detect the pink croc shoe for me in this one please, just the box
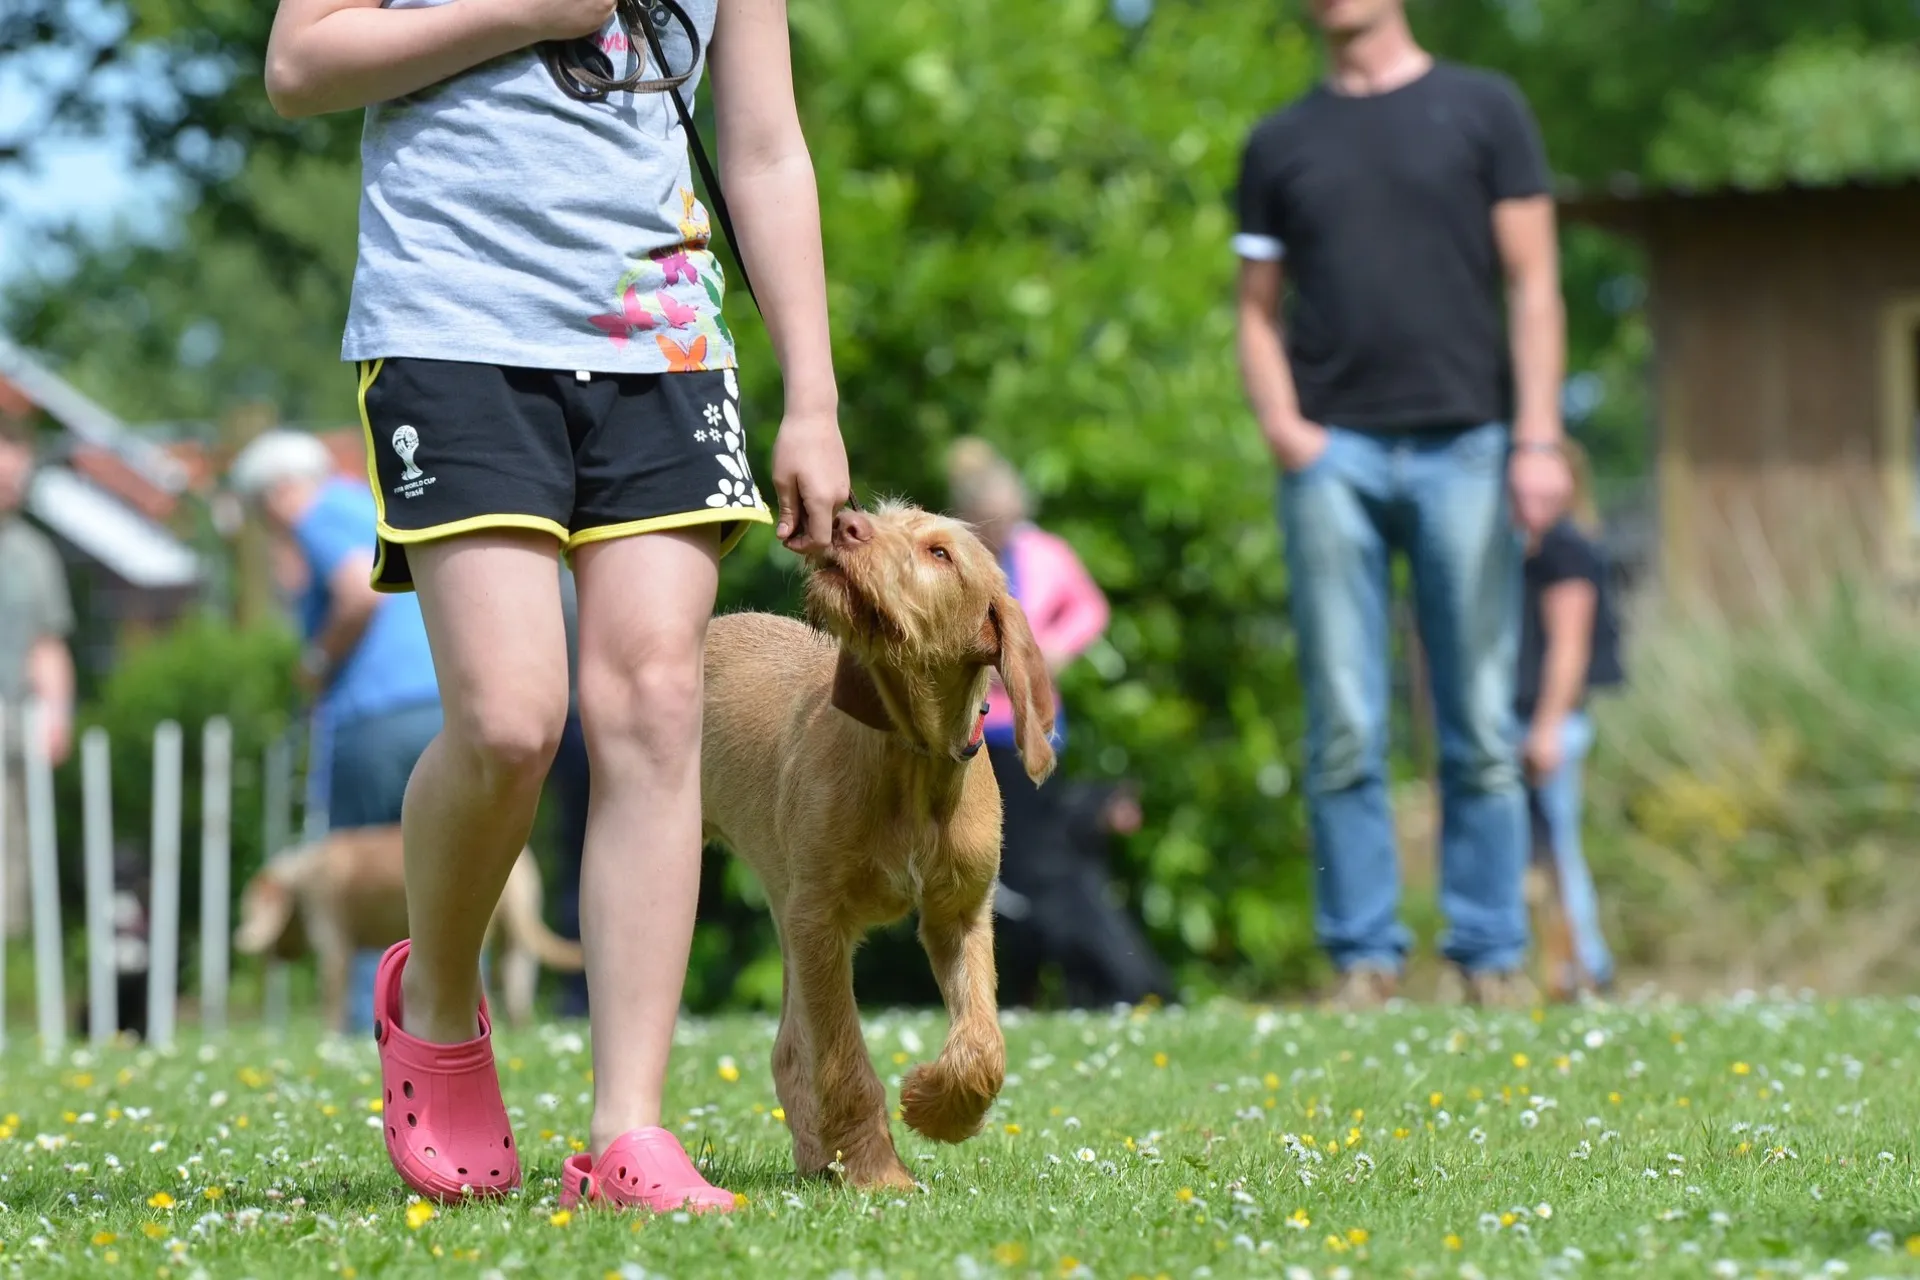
[373,939,521,1202]
[559,1127,736,1215]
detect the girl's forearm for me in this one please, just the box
[722,151,839,416]
[266,0,539,118]
[1531,636,1589,730]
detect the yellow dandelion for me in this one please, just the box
[1737,1142,1753,1154]
[1907,1236,1920,1257]
[1302,1133,1316,1147]
[406,1201,435,1230]
[1057,1255,1081,1276]
[92,1231,117,1246]
[1554,1055,1571,1072]
[718,1057,741,1083]
[63,1110,78,1124]
[1351,1108,1364,1121]
[507,1057,524,1072]
[368,1098,384,1114]
[1444,1234,1463,1251]
[1512,1053,1530,1070]
[1393,1127,1410,1140]
[892,1052,909,1066]
[142,1224,166,1241]
[1153,1052,1169,1069]
[147,1192,175,1209]
[992,1241,1028,1266]
[321,1104,338,1118]
[1531,1006,1545,1023]
[203,1187,224,1201]
[1175,1187,1194,1203]
[1004,1123,1022,1136]
[1264,1096,1277,1109]
[1323,1234,1350,1253]
[1608,1091,1622,1105]
[772,1108,787,1124]
[1347,1229,1369,1246]
[1429,1092,1444,1108]
[1733,1062,1751,1076]
[568,1138,587,1152]
[1757,1087,1772,1100]
[1327,1138,1341,1153]
[733,1193,750,1209]
[549,1209,573,1228]
[1347,1127,1362,1147]
[1287,1208,1311,1230]
[72,1072,95,1089]
[1500,1212,1517,1228]
[103,1250,120,1265]
[1264,1073,1281,1090]
[1677,1097,1691,1108]
[235,1115,249,1128]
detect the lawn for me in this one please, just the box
[4,996,1920,1279]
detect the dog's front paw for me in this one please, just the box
[899,1061,998,1144]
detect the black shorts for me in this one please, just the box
[355,357,773,592]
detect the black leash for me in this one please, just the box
[541,0,759,311]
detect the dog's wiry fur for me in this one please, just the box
[233,825,583,1032]
[701,501,1055,1190]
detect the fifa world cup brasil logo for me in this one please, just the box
[392,424,423,482]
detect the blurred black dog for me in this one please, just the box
[72,843,152,1041]
[991,775,1176,1009]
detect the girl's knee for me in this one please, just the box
[448,685,569,790]
[578,644,704,749]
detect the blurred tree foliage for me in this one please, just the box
[4,0,1919,1003]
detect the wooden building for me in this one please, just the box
[1560,177,1920,609]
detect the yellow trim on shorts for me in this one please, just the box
[566,504,775,557]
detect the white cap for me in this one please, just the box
[226,429,333,500]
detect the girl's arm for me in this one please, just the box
[709,0,849,555]
[1524,577,1595,778]
[265,0,612,118]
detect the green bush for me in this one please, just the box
[53,617,302,967]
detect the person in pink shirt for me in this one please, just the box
[946,438,1110,748]
[949,439,1172,1006]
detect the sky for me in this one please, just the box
[0,23,178,292]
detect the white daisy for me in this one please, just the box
[703,403,723,427]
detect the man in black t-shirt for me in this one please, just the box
[1234,0,1572,1008]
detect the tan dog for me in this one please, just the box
[701,501,1056,1190]
[233,825,584,1031]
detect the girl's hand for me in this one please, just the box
[505,0,615,42]
[1522,719,1565,784]
[770,410,850,555]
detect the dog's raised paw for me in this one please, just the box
[899,1062,997,1144]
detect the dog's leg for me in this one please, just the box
[771,948,826,1175]
[902,895,1005,1143]
[787,913,913,1191]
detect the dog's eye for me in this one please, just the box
[928,546,951,562]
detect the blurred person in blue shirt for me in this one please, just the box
[230,430,442,1031]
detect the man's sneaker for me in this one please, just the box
[1321,964,1398,1012]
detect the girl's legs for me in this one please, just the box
[1537,711,1613,990]
[571,527,720,1155]
[400,531,570,1045]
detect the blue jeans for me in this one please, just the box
[1528,711,1612,987]
[1281,422,1528,975]
[327,700,443,1033]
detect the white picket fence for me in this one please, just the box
[0,703,301,1061]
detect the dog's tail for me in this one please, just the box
[498,855,587,972]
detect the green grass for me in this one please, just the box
[4,998,1920,1278]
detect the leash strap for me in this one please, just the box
[542,0,759,312]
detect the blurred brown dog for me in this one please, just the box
[232,825,583,1031]
[701,501,1055,1190]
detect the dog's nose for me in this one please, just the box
[833,509,873,548]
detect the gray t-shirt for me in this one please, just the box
[343,0,737,376]
[0,515,74,708]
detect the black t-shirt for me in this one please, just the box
[1235,62,1551,432]
[1516,520,1623,719]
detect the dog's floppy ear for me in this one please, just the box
[986,593,1057,784]
[233,874,299,958]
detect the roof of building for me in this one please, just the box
[26,466,201,590]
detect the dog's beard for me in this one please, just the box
[805,562,900,656]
